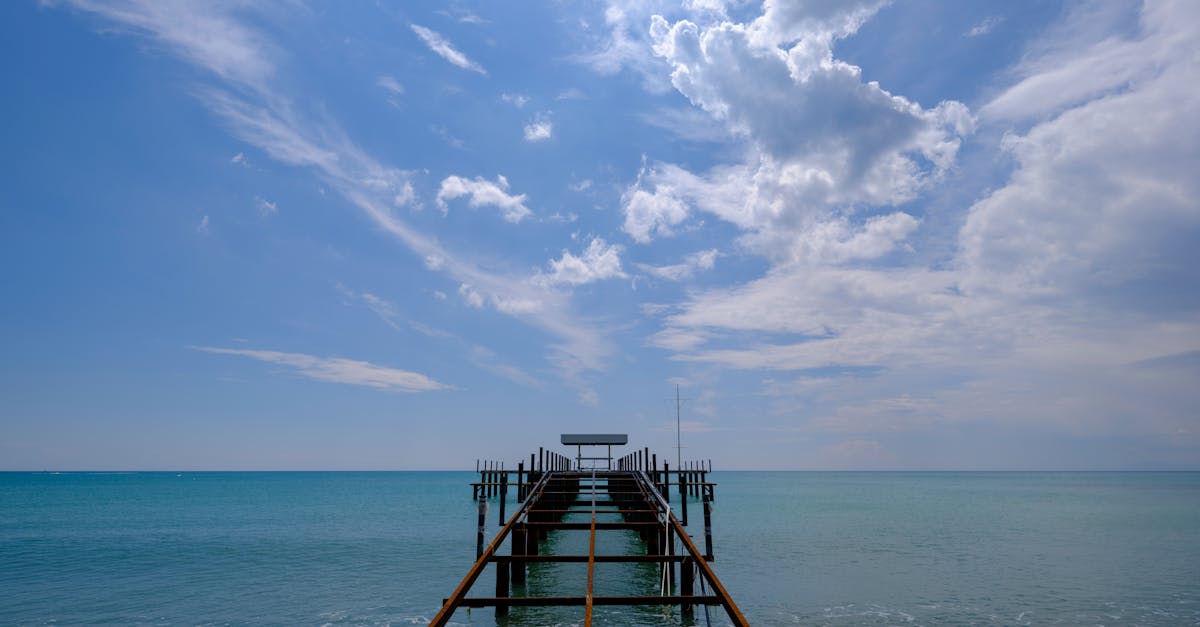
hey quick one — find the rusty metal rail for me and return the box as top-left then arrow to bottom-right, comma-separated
431,455 -> 748,626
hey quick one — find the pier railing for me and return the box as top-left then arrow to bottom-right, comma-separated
433,445 -> 748,626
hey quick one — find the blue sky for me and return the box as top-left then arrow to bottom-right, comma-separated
2,0 -> 1197,470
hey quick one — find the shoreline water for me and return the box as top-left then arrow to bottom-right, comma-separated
2,471 -> 1197,624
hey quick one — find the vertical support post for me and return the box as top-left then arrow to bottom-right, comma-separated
476,500 -> 488,560
681,556 -> 695,618
703,497 -> 714,561
526,518 -> 539,556
498,472 -> 507,527
512,524 -> 526,585
495,548 -> 509,617
666,523 -> 676,590
539,447 -> 544,473
681,469 -> 689,527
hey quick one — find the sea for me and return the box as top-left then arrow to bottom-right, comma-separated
1,471 -> 1198,625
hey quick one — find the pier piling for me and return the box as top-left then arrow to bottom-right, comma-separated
438,435 -> 746,626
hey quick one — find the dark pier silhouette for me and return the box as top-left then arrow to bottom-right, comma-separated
432,434 -> 748,626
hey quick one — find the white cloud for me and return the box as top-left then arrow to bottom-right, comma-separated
59,1 -> 614,393
556,87 -> 587,100
436,175 -> 533,223
639,106 -> 733,143
376,75 -> 404,96
410,24 -> 486,75
230,152 -> 246,165
574,1 -> 675,92
254,196 -> 277,215
437,7 -> 485,25
642,0 -> 1200,446
539,237 -> 627,286
608,4 -> 971,260
621,164 -> 690,243
568,179 -> 592,192
458,283 -> 485,308
962,0 -> 1200,306
430,124 -> 466,149
196,215 -> 210,235
59,0 -> 278,90
192,346 -> 451,393
500,92 -> 529,108
523,113 -> 553,142
644,12 -> 969,239
639,248 -> 717,281
468,345 -> 542,388
966,16 -> 1002,38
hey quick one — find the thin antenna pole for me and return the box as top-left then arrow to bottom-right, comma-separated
676,384 -> 682,477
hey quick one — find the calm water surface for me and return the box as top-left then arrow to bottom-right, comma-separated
1,471 -> 1197,625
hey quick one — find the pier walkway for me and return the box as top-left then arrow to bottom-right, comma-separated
431,441 -> 748,626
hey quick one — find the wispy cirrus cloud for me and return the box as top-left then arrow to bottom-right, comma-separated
62,0 -> 613,398
338,287 -> 543,389
192,346 -> 451,393
410,24 -> 486,75
375,75 -> 404,96
638,248 -> 717,281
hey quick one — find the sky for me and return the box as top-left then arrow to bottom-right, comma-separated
2,0 -> 1198,470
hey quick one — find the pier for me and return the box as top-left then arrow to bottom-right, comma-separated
432,434 -> 748,626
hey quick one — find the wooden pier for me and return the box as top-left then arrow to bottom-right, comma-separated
432,435 -> 748,626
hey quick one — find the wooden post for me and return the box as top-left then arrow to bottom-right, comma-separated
666,523 -> 676,590
681,468 -> 689,527
476,500 -> 488,560
703,497 -> 714,561
495,549 -> 509,617
539,447 -> 544,473
517,461 -> 524,501
498,472 -> 507,527
681,556 -> 695,618
512,523 -> 526,585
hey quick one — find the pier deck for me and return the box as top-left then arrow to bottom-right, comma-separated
432,445 -> 748,626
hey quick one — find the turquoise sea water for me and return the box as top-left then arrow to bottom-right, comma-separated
1,472 -> 1198,625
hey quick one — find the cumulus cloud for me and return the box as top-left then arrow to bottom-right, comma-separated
523,113 -> 553,142
539,237 -> 627,286
574,1 -> 675,92
410,24 -> 486,75
621,163 -> 691,243
646,0 -> 1200,448
192,346 -> 451,393
436,175 -> 533,223
615,4 -> 970,260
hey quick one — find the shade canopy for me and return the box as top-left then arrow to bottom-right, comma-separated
560,433 -> 628,446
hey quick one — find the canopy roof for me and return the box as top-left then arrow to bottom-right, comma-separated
560,433 -> 628,445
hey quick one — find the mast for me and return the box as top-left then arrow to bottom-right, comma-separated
675,384 -> 682,475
